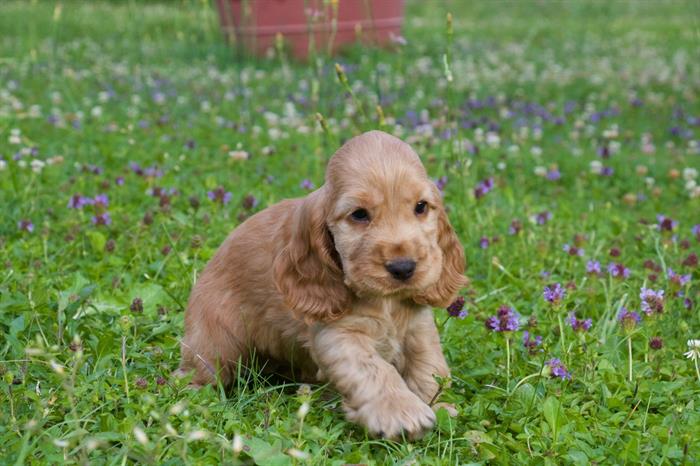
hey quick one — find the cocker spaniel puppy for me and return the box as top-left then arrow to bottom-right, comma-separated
177,130 -> 467,439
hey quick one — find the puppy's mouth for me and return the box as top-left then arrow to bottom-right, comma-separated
346,269 -> 427,299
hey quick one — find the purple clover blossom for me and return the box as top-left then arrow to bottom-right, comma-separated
667,268 -> 691,286
618,307 -> 641,331
129,162 -> 144,175
92,194 -> 109,208
115,176 -> 125,186
600,166 -> 614,177
300,179 -> 315,190
546,168 -> 561,181
534,211 -> 552,225
18,219 -> 34,233
446,296 -> 467,319
563,244 -> 584,257
486,306 -> 520,332
656,215 -> 678,232
144,166 -> 164,178
586,260 -> 601,275
546,358 -> 572,380
67,194 -> 93,209
639,287 -> 665,316
608,262 -> 631,279
474,177 -> 494,199
692,224 -> 700,240
508,219 -> 522,235
207,187 -> 232,205
91,212 -> 112,226
434,175 -> 448,194
543,283 -> 565,304
479,237 -> 490,249
566,312 -> 592,332
522,331 -> 543,354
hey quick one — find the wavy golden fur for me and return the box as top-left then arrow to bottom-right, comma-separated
177,130 -> 467,439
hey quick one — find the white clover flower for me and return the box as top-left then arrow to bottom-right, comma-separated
0,160 -> 6,171
590,160 -> 603,174
685,340 -> 700,361
683,168 -> 698,181
228,150 -> 249,161
91,106 -> 102,117
486,132 -> 500,148
9,128 -> 21,144
534,166 -> 547,177
530,146 -> 543,156
31,159 -> 46,173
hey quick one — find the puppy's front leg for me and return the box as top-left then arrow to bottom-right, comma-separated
311,318 -> 436,440
402,308 -> 451,404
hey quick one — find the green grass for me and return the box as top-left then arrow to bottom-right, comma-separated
1,0 -> 700,464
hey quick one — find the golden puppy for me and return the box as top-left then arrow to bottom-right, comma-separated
178,130 -> 467,439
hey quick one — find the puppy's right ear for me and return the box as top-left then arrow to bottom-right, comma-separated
273,189 -> 352,322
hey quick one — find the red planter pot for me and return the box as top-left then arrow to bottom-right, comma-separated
216,0 -> 405,58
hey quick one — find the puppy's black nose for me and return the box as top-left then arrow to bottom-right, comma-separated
385,259 -> 416,281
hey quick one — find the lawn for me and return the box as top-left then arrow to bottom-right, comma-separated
1,0 -> 699,464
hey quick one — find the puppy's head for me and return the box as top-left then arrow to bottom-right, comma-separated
274,131 -> 467,322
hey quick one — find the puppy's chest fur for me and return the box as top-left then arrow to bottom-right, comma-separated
361,299 -> 417,372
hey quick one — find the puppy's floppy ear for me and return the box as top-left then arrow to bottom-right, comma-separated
273,189 -> 352,322
414,188 -> 468,308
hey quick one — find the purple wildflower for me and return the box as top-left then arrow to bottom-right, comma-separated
546,168 -> 561,181
563,244 -> 584,257
618,307 -> 641,331
534,211 -> 552,225
522,331 -> 543,354
18,219 -> 34,233
684,298 -> 693,310
608,262 -> 631,279
656,215 -> 678,232
67,194 -> 93,209
115,176 -> 125,186
486,306 -> 520,332
474,178 -> 494,199
129,162 -> 144,175
92,194 -> 109,208
586,260 -> 601,275
667,268 -> 691,286
566,312 -> 592,332
545,358 -> 572,380
692,224 -> 700,240
543,283 -> 565,304
479,237 -> 490,249
508,219 -> 522,235
434,175 -> 448,194
144,166 -> 164,178
446,296 -> 467,319
649,337 -> 663,350
639,287 -> 664,316
300,179 -> 315,190
91,212 -> 112,226
600,166 -> 614,176
207,187 -> 232,205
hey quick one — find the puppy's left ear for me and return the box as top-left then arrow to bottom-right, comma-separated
414,190 -> 468,308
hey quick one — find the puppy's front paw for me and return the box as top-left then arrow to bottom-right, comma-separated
345,390 -> 436,440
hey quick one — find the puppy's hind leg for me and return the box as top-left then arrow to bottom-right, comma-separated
176,313 -> 246,387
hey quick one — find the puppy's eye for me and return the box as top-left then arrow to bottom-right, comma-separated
414,201 -> 428,215
350,208 -> 370,223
